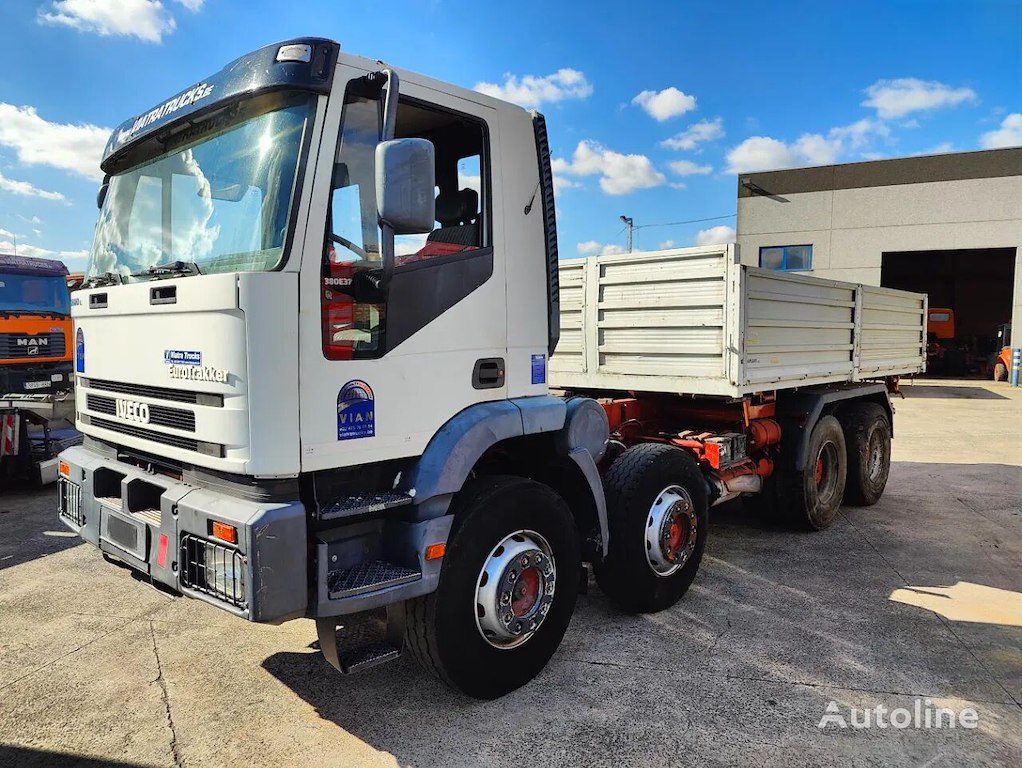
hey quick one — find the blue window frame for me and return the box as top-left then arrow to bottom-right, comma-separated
759,244 -> 813,271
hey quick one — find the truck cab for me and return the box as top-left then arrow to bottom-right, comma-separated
58,38 -> 617,698
0,254 -> 74,395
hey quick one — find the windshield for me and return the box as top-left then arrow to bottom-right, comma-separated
87,93 -> 314,280
0,274 -> 70,315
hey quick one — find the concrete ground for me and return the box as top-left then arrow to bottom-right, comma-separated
1,378 -> 1020,767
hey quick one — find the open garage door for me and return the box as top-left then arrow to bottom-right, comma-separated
881,247 -> 1016,376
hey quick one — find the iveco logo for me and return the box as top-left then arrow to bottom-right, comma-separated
115,399 -> 150,424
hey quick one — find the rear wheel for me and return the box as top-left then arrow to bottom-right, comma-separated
994,361 -> 1008,382
841,403 -> 891,506
595,444 -> 708,613
779,415 -> 847,530
405,475 -> 580,699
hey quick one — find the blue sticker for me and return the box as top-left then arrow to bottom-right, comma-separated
337,379 -> 375,440
75,328 -> 85,373
164,349 -> 202,366
531,354 -> 546,385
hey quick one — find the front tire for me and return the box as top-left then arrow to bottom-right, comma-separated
405,476 -> 581,699
841,403 -> 891,506
595,444 -> 708,613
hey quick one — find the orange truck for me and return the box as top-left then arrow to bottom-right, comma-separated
993,323 -> 1012,381
0,254 -> 74,395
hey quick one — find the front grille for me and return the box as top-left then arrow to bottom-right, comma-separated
180,534 -> 247,608
86,393 -> 196,432
0,331 -> 66,358
58,477 -> 84,526
90,416 -> 200,452
84,377 -> 222,406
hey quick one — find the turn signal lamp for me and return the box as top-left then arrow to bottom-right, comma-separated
211,520 -> 238,545
425,543 -> 446,561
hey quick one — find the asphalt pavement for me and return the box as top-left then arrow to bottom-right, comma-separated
1,377 -> 1020,767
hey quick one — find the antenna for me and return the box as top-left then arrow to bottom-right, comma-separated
619,215 -> 634,252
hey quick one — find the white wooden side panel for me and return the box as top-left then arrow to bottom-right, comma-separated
550,246 -> 736,395
741,268 -> 856,387
549,260 -> 585,374
856,284 -> 927,377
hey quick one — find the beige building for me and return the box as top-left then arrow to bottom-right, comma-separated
735,147 -> 1021,345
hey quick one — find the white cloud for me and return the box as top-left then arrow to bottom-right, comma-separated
38,0 -> 179,43
19,214 -> 42,225
0,228 -> 18,239
661,117 -> 725,150
980,113 -> 1022,149
724,122 -> 874,174
695,225 -> 736,246
577,241 -> 626,257
830,118 -> 890,148
553,140 -> 665,195
0,103 -> 109,182
0,170 -> 66,201
0,239 -> 87,265
474,69 -> 592,109
553,174 -> 580,193
176,0 -> 205,10
668,160 -> 712,176
632,87 -> 697,121
658,239 -> 676,249
862,78 -> 977,119
33,229 -> 43,237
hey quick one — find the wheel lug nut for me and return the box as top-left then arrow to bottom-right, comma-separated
500,591 -> 511,605
520,555 -> 530,567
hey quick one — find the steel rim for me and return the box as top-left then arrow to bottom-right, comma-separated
866,431 -> 884,482
816,442 -> 840,504
645,485 -> 698,578
475,530 -> 556,650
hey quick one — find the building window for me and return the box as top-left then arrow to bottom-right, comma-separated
760,244 -> 813,271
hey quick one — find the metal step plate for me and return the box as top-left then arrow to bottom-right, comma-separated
328,560 -> 421,599
320,492 -> 414,521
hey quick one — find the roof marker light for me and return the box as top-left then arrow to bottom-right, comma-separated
276,44 -> 312,63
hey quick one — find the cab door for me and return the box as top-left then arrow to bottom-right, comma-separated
296,61 -> 507,471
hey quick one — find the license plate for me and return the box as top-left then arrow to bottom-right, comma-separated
24,380 -> 49,390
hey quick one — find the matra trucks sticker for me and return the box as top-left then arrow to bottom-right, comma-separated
337,380 -> 375,440
116,83 -> 215,145
165,349 -> 228,383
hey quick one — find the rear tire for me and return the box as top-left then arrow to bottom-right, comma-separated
404,475 -> 580,699
595,444 -> 708,613
779,415 -> 847,530
841,403 -> 891,506
994,362 -> 1008,382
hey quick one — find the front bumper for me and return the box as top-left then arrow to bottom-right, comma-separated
56,444 -> 307,623
0,361 -> 73,395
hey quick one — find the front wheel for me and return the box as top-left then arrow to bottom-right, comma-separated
405,475 -> 581,699
595,444 -> 709,613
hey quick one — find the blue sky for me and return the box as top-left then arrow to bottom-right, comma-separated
0,0 -> 1019,270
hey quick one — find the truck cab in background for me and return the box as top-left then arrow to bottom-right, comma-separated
0,254 -> 74,395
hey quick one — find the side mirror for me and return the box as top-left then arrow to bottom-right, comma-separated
96,180 -> 109,210
375,138 -> 435,235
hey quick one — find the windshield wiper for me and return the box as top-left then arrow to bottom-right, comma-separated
131,261 -> 203,280
83,272 -> 124,288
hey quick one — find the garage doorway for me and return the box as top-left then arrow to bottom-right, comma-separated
881,247 -> 1016,376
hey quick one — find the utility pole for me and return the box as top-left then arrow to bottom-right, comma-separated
620,215 -> 634,252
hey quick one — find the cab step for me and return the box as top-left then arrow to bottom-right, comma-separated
316,607 -> 404,674
320,492 -> 414,521
327,559 -> 421,599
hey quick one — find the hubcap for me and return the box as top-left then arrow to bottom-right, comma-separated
475,530 -> 556,649
815,442 -> 840,503
645,485 -> 698,577
866,432 -> 884,481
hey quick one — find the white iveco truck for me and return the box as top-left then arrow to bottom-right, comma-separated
59,38 -> 926,699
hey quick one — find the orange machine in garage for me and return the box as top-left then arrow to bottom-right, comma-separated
0,254 -> 74,395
